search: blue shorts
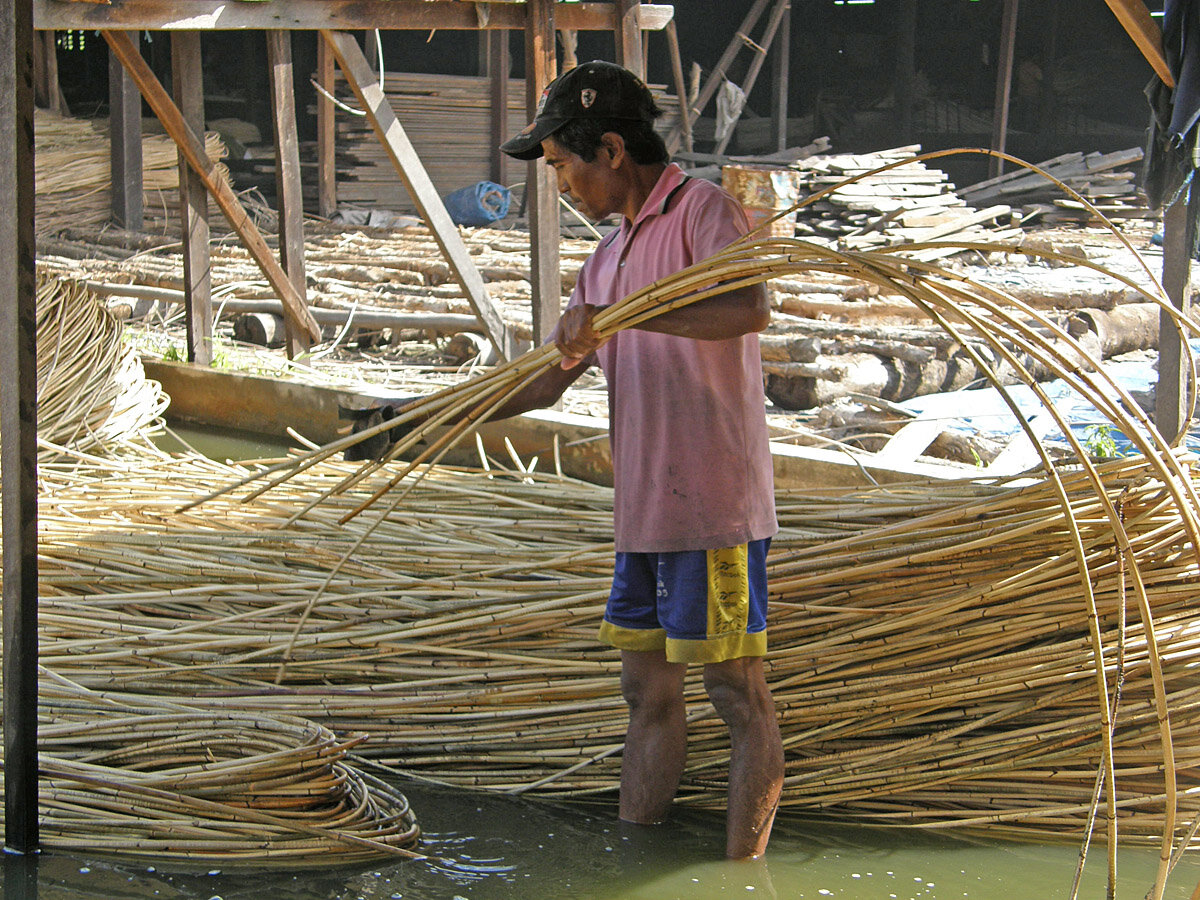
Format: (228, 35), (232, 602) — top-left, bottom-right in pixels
(598, 539), (770, 664)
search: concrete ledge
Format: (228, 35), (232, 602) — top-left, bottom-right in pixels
(144, 360), (968, 489)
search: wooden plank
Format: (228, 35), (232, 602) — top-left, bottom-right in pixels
(316, 36), (337, 218)
(102, 30), (322, 345)
(1102, 0), (1173, 88)
(36, 1), (675, 33)
(109, 43), (143, 229)
(171, 31), (214, 366)
(526, 0), (560, 346)
(1, 0), (39, 853)
(322, 29), (516, 361)
(267, 30), (311, 357)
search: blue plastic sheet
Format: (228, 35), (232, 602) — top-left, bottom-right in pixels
(443, 181), (512, 227)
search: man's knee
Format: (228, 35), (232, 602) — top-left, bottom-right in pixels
(621, 651), (686, 715)
(703, 657), (774, 727)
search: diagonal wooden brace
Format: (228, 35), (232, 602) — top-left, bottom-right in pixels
(321, 29), (516, 362)
(102, 30), (322, 347)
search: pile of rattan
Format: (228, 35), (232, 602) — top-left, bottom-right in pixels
(34, 109), (228, 234)
(35, 676), (421, 865)
(0, 274), (169, 458)
(13, 149), (1200, 897)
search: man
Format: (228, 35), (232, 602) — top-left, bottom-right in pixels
(496, 60), (784, 859)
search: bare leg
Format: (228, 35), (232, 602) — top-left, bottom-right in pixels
(618, 649), (688, 824)
(704, 656), (784, 859)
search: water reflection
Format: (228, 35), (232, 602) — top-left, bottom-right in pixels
(24, 779), (1200, 899)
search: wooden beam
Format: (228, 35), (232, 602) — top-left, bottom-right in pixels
(614, 0), (643, 79)
(1, 0), (39, 855)
(487, 29), (510, 187)
(102, 30), (322, 345)
(1155, 187), (1198, 443)
(988, 0), (1018, 180)
(664, 18), (691, 154)
(316, 36), (337, 218)
(1102, 0), (1174, 88)
(36, 1), (675, 33)
(322, 29), (516, 361)
(171, 31), (213, 366)
(713, 0), (790, 155)
(770, 1), (790, 153)
(109, 42), (143, 230)
(267, 30), (311, 357)
(526, 0), (560, 347)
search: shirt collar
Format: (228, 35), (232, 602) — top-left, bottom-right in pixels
(626, 163), (687, 231)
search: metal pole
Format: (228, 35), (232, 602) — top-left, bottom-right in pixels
(1, 0), (40, 856)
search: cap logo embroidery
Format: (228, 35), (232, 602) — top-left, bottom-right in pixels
(580, 88), (597, 109)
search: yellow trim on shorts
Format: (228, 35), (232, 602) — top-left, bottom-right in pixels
(599, 619), (666, 652)
(667, 630), (767, 664)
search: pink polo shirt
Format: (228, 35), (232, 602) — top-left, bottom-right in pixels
(569, 163), (777, 553)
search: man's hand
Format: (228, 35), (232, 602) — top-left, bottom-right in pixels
(339, 398), (420, 461)
(552, 303), (605, 370)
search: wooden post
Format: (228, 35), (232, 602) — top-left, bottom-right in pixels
(1156, 186), (1198, 444)
(614, 0), (643, 79)
(171, 31), (214, 366)
(102, 30), (321, 347)
(109, 37), (143, 230)
(665, 18), (692, 155)
(322, 29), (516, 360)
(988, 0), (1019, 180)
(267, 30), (311, 357)
(770, 0), (791, 153)
(526, 0), (560, 346)
(1, 0), (39, 856)
(316, 34), (337, 218)
(487, 28), (510, 187)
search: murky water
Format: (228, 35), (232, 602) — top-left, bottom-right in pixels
(11, 780), (1200, 899)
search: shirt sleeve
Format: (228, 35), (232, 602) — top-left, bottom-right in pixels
(680, 183), (752, 265)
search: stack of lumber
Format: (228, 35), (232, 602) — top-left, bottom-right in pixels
(325, 72), (526, 210)
(787, 146), (1023, 257)
(34, 109), (228, 236)
(958, 148), (1150, 225)
(324, 72), (681, 212)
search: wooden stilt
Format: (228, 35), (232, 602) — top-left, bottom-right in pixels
(171, 31), (213, 366)
(525, 0), (560, 347)
(102, 30), (321, 346)
(1, 0), (38, 856)
(267, 30), (311, 357)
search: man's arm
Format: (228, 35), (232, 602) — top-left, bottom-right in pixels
(555, 282), (769, 368)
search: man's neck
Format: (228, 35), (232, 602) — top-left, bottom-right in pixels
(620, 162), (670, 223)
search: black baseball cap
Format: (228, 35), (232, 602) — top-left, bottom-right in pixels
(500, 61), (659, 161)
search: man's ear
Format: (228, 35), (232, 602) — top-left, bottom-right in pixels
(599, 132), (626, 168)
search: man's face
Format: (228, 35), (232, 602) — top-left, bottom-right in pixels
(541, 136), (620, 222)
